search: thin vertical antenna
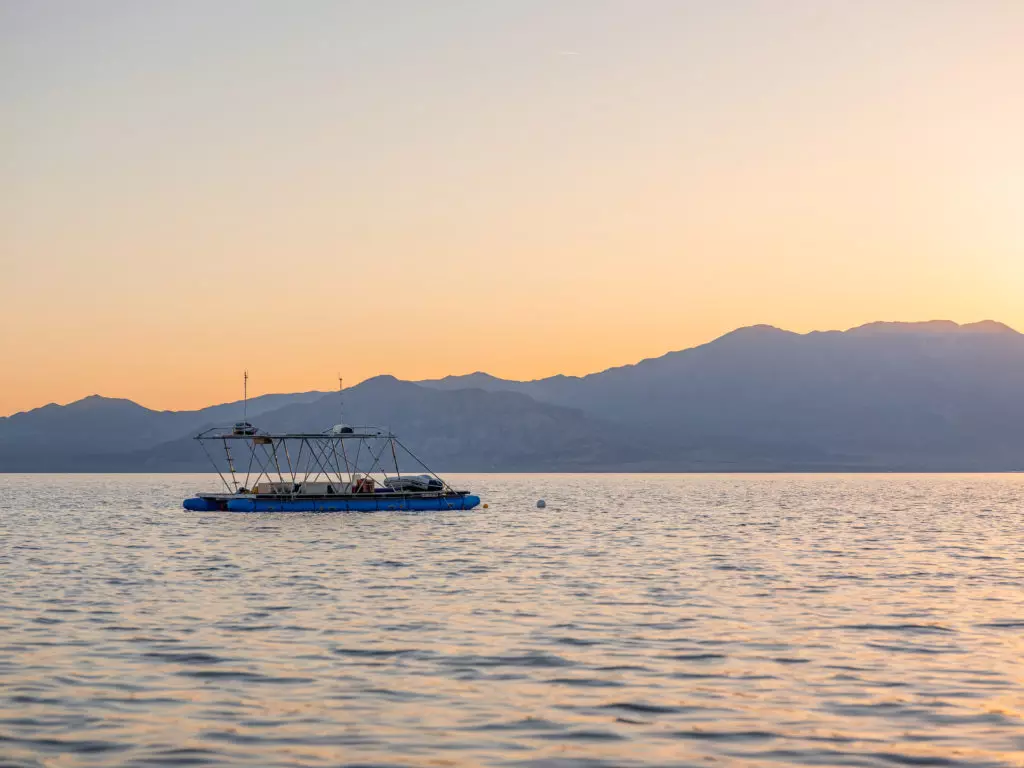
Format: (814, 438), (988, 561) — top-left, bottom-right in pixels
(244, 370), (248, 423)
(338, 375), (344, 426)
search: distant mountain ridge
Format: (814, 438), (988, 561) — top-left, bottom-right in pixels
(419, 320), (1022, 393)
(0, 390), (328, 470)
(3, 320), (1023, 472)
(418, 320), (1024, 470)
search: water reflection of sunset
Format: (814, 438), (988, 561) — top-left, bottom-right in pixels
(2, 473), (1023, 765)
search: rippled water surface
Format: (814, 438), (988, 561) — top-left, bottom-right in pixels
(2, 474), (1023, 767)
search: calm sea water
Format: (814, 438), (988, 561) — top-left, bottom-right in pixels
(1, 473), (1023, 767)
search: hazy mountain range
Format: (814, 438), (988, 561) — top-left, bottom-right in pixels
(3, 320), (1023, 472)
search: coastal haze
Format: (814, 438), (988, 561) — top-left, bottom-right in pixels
(3, 320), (1023, 472)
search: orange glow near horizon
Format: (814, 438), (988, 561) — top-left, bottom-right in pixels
(2, 1), (1023, 415)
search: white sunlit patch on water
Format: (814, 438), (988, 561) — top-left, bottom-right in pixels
(0, 473), (1023, 767)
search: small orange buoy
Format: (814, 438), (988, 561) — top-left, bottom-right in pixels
(482, 503), (489, 509)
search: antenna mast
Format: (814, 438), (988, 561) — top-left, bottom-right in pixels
(243, 370), (248, 423)
(338, 375), (344, 426)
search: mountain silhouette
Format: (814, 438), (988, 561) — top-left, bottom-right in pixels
(3, 321), (1022, 471)
(419, 320), (1024, 470)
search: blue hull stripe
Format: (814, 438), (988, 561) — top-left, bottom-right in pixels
(184, 495), (480, 512)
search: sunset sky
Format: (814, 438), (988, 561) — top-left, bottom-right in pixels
(2, 0), (1022, 415)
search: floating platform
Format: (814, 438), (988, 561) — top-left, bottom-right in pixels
(184, 493), (481, 513)
(182, 402), (482, 515)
